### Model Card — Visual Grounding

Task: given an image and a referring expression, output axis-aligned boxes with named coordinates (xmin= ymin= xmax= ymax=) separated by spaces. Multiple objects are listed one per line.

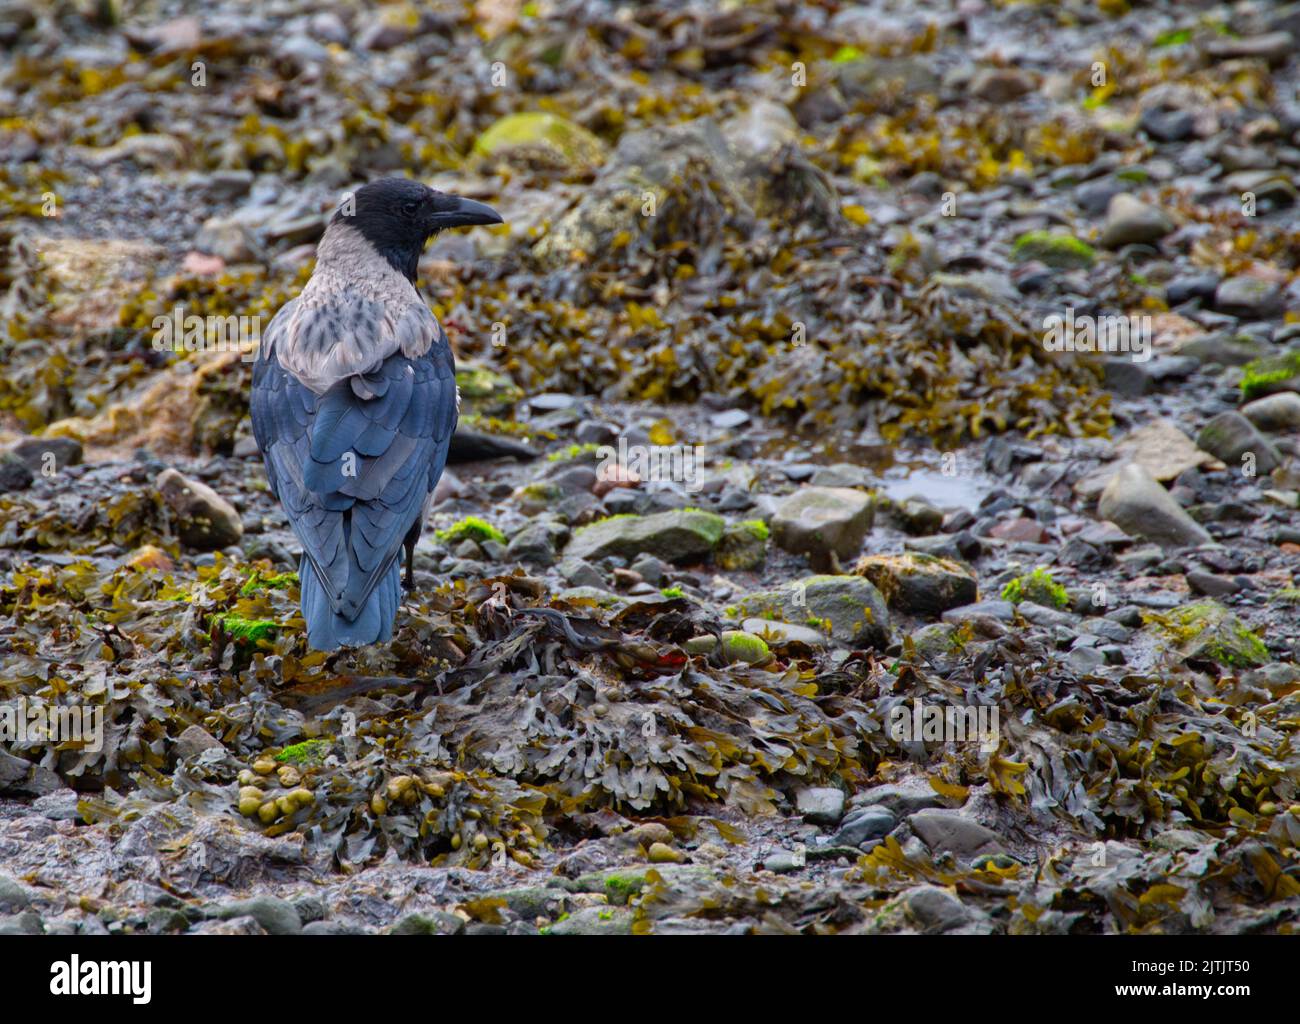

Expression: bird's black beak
xmin=429 ymin=195 xmax=503 ymax=232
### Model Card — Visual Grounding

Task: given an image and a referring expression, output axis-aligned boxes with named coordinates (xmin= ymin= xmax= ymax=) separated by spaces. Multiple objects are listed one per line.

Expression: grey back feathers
xmin=262 ymin=222 xmax=440 ymax=395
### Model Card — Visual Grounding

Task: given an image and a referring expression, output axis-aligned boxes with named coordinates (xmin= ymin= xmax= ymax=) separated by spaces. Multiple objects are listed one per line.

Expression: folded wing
xmin=250 ymin=321 xmax=456 ymax=621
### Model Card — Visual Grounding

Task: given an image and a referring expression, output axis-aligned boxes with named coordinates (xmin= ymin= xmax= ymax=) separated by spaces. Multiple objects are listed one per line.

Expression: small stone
xmin=795 ymin=787 xmax=846 ymax=826
xmin=1139 ymin=105 xmax=1195 ymax=143
xmin=1099 ymin=193 xmax=1174 ymax=248
xmin=565 ymin=509 xmax=724 ymax=564
xmin=0 ymin=876 xmax=32 ymax=913
xmin=174 ymin=724 xmax=222 ymax=760
xmin=7 ymin=436 xmax=83 ymax=475
xmin=389 ymin=911 xmax=466 ymax=936
xmin=0 ymin=455 xmax=33 ymax=493
xmin=771 ymin=486 xmax=874 ymax=569
xmin=905 ymin=886 xmax=972 ymax=932
xmin=735 ymin=575 xmax=889 ymax=648
xmin=1242 ymin=392 xmax=1300 ymax=432
xmin=1196 ymin=412 xmax=1281 ymax=475
xmin=648 ymin=842 xmax=685 ymax=864
xmin=988 ymin=517 xmax=1048 ymax=544
xmin=941 ymin=600 xmax=1015 ymax=624
xmin=1097 ymin=463 xmax=1211 ymax=550
xmin=832 ymin=807 xmax=897 ymax=847
xmin=547 ymin=905 xmax=633 ymax=936
xmin=155 ymin=468 xmax=243 ymax=550
xmin=1186 ymin=570 xmax=1239 ymax=598
xmin=1214 ymin=276 xmax=1284 ymax=319
xmin=969 ymin=67 xmax=1035 ymax=103
xmin=206 ymin=896 xmax=302 ymax=935
xmin=854 ymin=552 xmax=978 ymax=616
xmin=908 ymin=810 xmax=1006 ymax=861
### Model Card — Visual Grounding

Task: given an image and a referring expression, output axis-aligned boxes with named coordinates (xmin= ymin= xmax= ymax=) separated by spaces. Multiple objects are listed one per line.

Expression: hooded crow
xmin=250 ymin=178 xmax=502 ymax=650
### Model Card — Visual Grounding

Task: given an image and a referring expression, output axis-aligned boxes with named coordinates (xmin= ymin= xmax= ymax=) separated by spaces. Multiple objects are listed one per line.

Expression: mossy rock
xmin=566 ymin=509 xmax=725 ymax=564
xmin=1010 ymin=230 xmax=1095 ymax=270
xmin=1240 ymin=351 xmax=1300 ymax=403
xmin=275 ymin=739 xmax=331 ymax=766
xmin=1143 ymin=601 xmax=1269 ymax=670
xmin=436 ymin=516 xmax=506 ymax=546
xmin=684 ymin=629 xmax=772 ymax=665
xmin=735 ymin=574 xmax=889 ymax=648
xmin=854 ymin=552 xmax=977 ymax=615
xmin=715 ymin=519 xmax=768 ymax=571
xmin=474 ymin=112 xmax=607 ymax=173
xmin=1000 ymin=567 xmax=1069 ymax=608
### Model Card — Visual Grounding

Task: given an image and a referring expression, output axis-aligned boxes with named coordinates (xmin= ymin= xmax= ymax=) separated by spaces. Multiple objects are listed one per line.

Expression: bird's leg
xmin=402 ymin=522 xmax=419 ymax=592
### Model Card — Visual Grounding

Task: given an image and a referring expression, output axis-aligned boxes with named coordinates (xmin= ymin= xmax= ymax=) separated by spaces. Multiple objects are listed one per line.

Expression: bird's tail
xmin=300 ymin=555 xmax=401 ymax=651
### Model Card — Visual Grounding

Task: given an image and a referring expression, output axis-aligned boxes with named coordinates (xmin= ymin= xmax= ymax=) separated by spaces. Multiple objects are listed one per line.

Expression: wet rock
xmin=7 ymin=436 xmax=82 ymax=475
xmin=1139 ymin=105 xmax=1196 ymax=143
xmin=795 ymin=787 xmax=845 ymax=826
xmin=0 ymin=749 xmax=61 ymax=796
xmin=1196 ymin=412 xmax=1281 ymax=475
xmin=390 ymin=911 xmax=466 ymax=935
xmin=547 ymin=905 xmax=633 ymax=935
xmin=565 ymin=509 xmax=724 ymax=564
xmin=174 ymin=724 xmax=223 ymax=760
xmin=506 ymin=521 xmax=562 ymax=568
xmin=1242 ymin=392 xmax=1300 ymax=432
xmin=1204 ymin=31 xmax=1294 ymax=66
xmin=851 ymin=781 xmax=944 ymax=817
xmin=941 ymin=600 xmax=1015 ymax=624
xmin=735 ymin=575 xmax=889 ymax=648
xmin=1215 ymin=276 xmax=1285 ymax=319
xmin=0 ymin=875 xmax=31 ymax=913
xmin=988 ymin=517 xmax=1047 ymax=544
xmin=832 ymin=807 xmax=897 ymax=847
xmin=714 ymin=519 xmax=768 ymax=571
xmin=969 ymin=67 xmax=1035 ymax=103
xmin=0 ymin=455 xmax=33 ymax=493
xmin=1097 ymin=463 xmax=1212 ymax=549
xmin=908 ymin=810 xmax=1006 ymax=861
xmin=156 ymin=469 xmax=243 ymax=550
xmin=1166 ymin=273 xmax=1221 ymax=306
xmin=1145 ymin=601 xmax=1268 ymax=669
xmin=905 ymin=886 xmax=972 ymax=932
xmin=205 ymin=896 xmax=302 ymax=935
xmin=853 ymin=552 xmax=978 ymax=616
xmin=1186 ymin=570 xmax=1239 ymax=598
xmin=770 ymin=486 xmax=874 ymax=568
xmin=895 ymin=498 xmax=944 ymax=536
xmin=1099 ymin=194 xmax=1174 ymax=249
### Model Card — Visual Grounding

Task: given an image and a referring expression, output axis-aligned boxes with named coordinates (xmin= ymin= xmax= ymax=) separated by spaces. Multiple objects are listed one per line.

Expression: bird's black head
xmin=333 ymin=177 xmax=503 ymax=281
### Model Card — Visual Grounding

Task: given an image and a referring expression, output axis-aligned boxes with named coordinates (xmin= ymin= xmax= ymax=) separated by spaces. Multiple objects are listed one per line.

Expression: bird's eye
xmin=401 ymin=201 xmax=418 ymax=217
